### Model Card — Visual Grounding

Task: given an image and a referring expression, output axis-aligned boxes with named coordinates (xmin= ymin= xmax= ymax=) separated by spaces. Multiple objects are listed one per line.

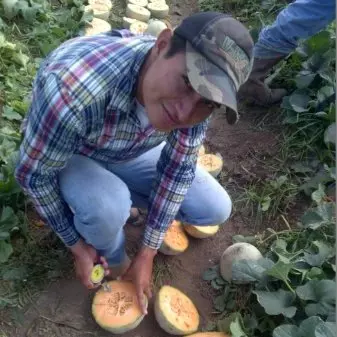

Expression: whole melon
xmin=92 ymin=280 xmax=147 ymax=334
xmin=220 ymin=242 xmax=263 ymax=282
xmin=145 ymin=19 xmax=167 ymax=37
xmin=159 ymin=220 xmax=189 ymax=255
xmin=155 ymin=285 xmax=199 ymax=335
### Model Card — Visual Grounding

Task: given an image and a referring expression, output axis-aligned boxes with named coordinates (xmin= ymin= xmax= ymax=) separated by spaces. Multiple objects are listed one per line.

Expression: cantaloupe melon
xmin=92 ymin=280 xmax=147 ymax=334
xmin=145 ymin=18 xmax=167 ymax=37
xmin=220 ymin=242 xmax=263 ymax=283
xmin=85 ymin=18 xmax=111 ymax=36
xmin=183 ymin=224 xmax=220 ymax=239
xmin=84 ymin=3 xmax=110 ymax=21
xmin=129 ymin=21 xmax=148 ymax=34
xmin=155 ymin=285 xmax=199 ymax=335
xmin=123 ymin=16 xmax=137 ymax=29
xmin=197 ymin=154 xmax=223 ymax=178
xmin=159 ymin=220 xmax=189 ymax=255
xmin=126 ymin=4 xmax=151 ymax=22
xmin=147 ymin=1 xmax=169 ymax=18
xmin=128 ymin=0 xmax=148 ymax=7
xmin=185 ymin=333 xmax=230 ymax=337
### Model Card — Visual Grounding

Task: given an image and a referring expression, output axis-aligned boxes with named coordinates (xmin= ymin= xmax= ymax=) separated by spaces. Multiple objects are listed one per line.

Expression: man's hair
xmin=165 ymin=33 xmax=186 ymax=58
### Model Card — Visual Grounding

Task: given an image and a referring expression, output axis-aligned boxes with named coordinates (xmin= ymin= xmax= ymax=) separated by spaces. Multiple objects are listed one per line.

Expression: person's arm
xmin=15 ymin=72 xmax=83 ymax=246
xmin=143 ymin=120 xmax=209 ymax=249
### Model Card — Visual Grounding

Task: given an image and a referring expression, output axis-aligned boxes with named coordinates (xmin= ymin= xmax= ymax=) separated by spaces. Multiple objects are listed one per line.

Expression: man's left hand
xmin=121 ymin=245 xmax=157 ymax=315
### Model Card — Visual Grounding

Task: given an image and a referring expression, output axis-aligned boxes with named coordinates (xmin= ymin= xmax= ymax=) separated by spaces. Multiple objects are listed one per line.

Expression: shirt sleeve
xmin=15 ymin=73 xmax=83 ymax=247
xmin=143 ymin=120 xmax=209 ymax=249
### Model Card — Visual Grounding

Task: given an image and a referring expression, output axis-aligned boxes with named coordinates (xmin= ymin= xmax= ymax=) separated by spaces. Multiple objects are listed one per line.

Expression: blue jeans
xmin=58 ymin=142 xmax=232 ymax=265
xmin=254 ymin=0 xmax=336 ymax=59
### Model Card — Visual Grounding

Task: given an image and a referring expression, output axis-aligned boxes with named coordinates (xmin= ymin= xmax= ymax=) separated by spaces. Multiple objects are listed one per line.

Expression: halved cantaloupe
xmin=185 ymin=333 xmax=230 ymax=337
xmin=197 ymin=154 xmax=223 ymax=178
xmin=183 ymin=224 xmax=220 ymax=239
xmin=92 ymin=280 xmax=147 ymax=334
xmin=155 ymin=285 xmax=199 ymax=335
xmin=159 ymin=220 xmax=189 ymax=255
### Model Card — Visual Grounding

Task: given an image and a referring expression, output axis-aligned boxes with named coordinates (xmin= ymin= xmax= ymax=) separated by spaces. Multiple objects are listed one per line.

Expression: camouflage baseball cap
xmin=174 ymin=12 xmax=254 ymax=124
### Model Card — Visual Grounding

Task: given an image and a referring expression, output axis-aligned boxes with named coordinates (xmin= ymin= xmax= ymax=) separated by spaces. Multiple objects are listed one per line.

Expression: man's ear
xmin=154 ymin=28 xmax=173 ymax=55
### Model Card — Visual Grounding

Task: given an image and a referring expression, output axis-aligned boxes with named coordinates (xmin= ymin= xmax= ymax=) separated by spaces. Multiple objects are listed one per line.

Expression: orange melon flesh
xmin=184 ymin=224 xmax=220 ymax=239
xmin=185 ymin=333 xmax=230 ymax=337
xmin=92 ymin=280 xmax=146 ymax=334
xmin=159 ymin=220 xmax=189 ymax=255
xmin=197 ymin=154 xmax=223 ymax=178
xmin=155 ymin=285 xmax=199 ymax=335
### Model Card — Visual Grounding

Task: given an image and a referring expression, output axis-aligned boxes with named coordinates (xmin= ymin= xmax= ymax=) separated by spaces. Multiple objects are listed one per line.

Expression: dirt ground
xmin=2 ymin=3 xmax=283 ymax=337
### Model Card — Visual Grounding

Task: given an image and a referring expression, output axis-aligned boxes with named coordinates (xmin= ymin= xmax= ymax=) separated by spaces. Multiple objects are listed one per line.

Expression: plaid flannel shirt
xmin=15 ymin=29 xmax=209 ymax=250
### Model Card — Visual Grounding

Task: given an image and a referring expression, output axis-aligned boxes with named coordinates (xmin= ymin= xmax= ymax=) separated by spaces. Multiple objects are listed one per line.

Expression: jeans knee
xmin=75 ymin=188 xmax=132 ymax=238
xmin=210 ymin=189 xmax=232 ymax=224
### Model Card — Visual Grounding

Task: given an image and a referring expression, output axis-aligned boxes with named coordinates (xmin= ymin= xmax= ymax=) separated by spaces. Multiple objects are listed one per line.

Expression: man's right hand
xmin=69 ymin=239 xmax=110 ymax=289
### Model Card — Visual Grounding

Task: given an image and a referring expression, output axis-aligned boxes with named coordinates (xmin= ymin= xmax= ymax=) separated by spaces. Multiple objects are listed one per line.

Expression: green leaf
xmin=317 ymin=86 xmax=335 ymax=103
xmin=301 ymin=203 xmax=335 ymax=229
xmin=296 ymin=280 xmax=336 ymax=316
xmin=0 ymin=240 xmax=13 ymax=263
xmin=272 ymin=324 xmax=301 ymax=337
xmin=299 ymin=316 xmax=324 ymax=337
xmin=312 ymin=184 xmax=326 ymax=205
xmin=217 ymin=312 xmax=241 ymax=333
xmin=324 ymin=123 xmax=336 ymax=145
xmin=289 ymin=93 xmax=311 ymax=112
xmin=303 ymin=241 xmax=335 ymax=267
xmin=12 ymin=50 xmax=30 ymax=68
xmin=271 ymin=239 xmax=303 ymax=263
xmin=203 ymin=266 xmax=219 ymax=281
xmin=253 ymin=289 xmax=297 ymax=318
xmin=306 ymin=267 xmax=326 ymax=280
xmin=315 ymin=322 xmax=336 ymax=337
xmin=2 ymin=106 xmax=22 ymax=121
xmin=295 ymin=70 xmax=316 ymax=89
xmin=266 ymin=260 xmax=293 ymax=288
xmin=230 ymin=315 xmax=248 ymax=337
xmin=231 ymin=258 xmax=274 ymax=284
xmin=261 ymin=196 xmax=271 ymax=211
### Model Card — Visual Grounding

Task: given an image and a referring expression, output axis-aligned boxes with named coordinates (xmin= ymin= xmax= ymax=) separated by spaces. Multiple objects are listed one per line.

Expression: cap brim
xmin=186 ymin=41 xmax=239 ymax=124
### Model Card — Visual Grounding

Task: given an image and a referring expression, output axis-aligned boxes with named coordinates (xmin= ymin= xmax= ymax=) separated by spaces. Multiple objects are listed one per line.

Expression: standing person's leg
xmin=108 ymin=142 xmax=232 ymax=228
xmin=239 ymin=0 xmax=336 ymax=106
xmin=58 ymin=155 xmax=133 ymax=275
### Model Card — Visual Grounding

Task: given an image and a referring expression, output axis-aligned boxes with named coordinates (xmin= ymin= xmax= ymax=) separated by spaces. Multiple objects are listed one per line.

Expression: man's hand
xmin=69 ymin=239 xmax=110 ymax=289
xmin=121 ymin=246 xmax=157 ymax=315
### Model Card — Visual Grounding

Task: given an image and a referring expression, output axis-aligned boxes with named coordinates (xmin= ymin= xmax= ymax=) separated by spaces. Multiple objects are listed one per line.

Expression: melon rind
xmin=147 ymin=2 xmax=169 ymax=19
xmin=184 ymin=333 xmax=230 ymax=337
xmin=126 ymin=4 xmax=151 ymax=22
xmin=197 ymin=153 xmax=223 ymax=178
xmin=159 ymin=220 xmax=189 ymax=255
xmin=155 ymin=285 xmax=199 ymax=335
xmin=183 ymin=224 xmax=220 ymax=239
xmin=92 ymin=280 xmax=147 ymax=334
xmin=123 ymin=16 xmax=137 ymax=29
xmin=85 ymin=18 xmax=111 ymax=36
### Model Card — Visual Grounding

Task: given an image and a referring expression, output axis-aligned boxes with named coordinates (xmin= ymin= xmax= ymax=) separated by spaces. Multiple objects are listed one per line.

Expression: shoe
xmin=238 ymin=56 xmax=288 ymax=106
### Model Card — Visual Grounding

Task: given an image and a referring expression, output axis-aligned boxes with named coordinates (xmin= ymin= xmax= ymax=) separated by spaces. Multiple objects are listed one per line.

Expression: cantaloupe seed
xmin=92 ymin=280 xmax=147 ymax=333
xmin=155 ymin=285 xmax=199 ymax=335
